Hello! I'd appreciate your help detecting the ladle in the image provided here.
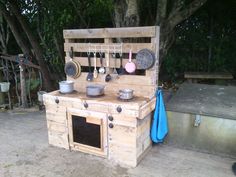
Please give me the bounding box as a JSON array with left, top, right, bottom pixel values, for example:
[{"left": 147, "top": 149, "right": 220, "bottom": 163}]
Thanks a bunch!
[
  {"left": 93, "top": 52, "right": 98, "bottom": 78},
  {"left": 86, "top": 52, "right": 93, "bottom": 81},
  {"left": 105, "top": 51, "right": 111, "bottom": 82}
]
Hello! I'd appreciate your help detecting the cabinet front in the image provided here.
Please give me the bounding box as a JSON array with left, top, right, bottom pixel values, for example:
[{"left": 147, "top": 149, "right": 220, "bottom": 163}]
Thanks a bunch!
[{"left": 67, "top": 108, "right": 108, "bottom": 157}]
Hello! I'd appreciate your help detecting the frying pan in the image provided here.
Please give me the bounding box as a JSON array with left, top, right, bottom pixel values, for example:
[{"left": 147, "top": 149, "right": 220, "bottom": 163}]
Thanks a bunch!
[
  {"left": 136, "top": 49, "right": 155, "bottom": 70},
  {"left": 64, "top": 47, "right": 81, "bottom": 78}
]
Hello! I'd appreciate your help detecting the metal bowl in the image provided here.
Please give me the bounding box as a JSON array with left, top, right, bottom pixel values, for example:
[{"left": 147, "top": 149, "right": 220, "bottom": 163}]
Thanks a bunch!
[{"left": 86, "top": 84, "right": 105, "bottom": 97}]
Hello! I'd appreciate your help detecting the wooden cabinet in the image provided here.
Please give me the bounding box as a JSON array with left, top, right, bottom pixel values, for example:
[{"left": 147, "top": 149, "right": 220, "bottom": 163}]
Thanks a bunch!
[{"left": 44, "top": 92, "right": 155, "bottom": 167}]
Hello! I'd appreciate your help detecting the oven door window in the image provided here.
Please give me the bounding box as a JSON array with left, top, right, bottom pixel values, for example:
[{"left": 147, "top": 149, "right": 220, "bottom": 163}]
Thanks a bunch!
[{"left": 72, "top": 115, "right": 101, "bottom": 148}]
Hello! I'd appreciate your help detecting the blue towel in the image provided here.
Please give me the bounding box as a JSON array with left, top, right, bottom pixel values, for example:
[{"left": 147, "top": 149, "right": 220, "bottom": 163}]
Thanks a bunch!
[{"left": 151, "top": 89, "right": 168, "bottom": 143}]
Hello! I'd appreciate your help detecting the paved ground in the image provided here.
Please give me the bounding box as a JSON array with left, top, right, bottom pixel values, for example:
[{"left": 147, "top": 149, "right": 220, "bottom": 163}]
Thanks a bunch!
[{"left": 0, "top": 109, "right": 235, "bottom": 177}]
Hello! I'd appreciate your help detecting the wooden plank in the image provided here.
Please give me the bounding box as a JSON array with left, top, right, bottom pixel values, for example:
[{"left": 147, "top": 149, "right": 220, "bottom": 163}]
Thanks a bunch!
[
  {"left": 108, "top": 142, "right": 137, "bottom": 167},
  {"left": 184, "top": 72, "right": 233, "bottom": 79},
  {"left": 70, "top": 80, "right": 155, "bottom": 101},
  {"left": 108, "top": 124, "right": 136, "bottom": 145},
  {"left": 86, "top": 116, "right": 102, "bottom": 125},
  {"left": 110, "top": 115, "right": 137, "bottom": 128},
  {"left": 137, "top": 144, "right": 152, "bottom": 165},
  {"left": 67, "top": 72, "right": 154, "bottom": 86},
  {"left": 151, "top": 26, "right": 160, "bottom": 88},
  {"left": 71, "top": 143, "right": 106, "bottom": 157},
  {"left": 66, "top": 56, "right": 128, "bottom": 68},
  {"left": 64, "top": 43, "right": 153, "bottom": 53},
  {"left": 65, "top": 56, "right": 156, "bottom": 71},
  {"left": 48, "top": 131, "right": 69, "bottom": 149},
  {"left": 139, "top": 97, "right": 156, "bottom": 119},
  {"left": 47, "top": 120, "right": 68, "bottom": 133},
  {"left": 63, "top": 26, "right": 156, "bottom": 39},
  {"left": 67, "top": 108, "right": 106, "bottom": 119}
]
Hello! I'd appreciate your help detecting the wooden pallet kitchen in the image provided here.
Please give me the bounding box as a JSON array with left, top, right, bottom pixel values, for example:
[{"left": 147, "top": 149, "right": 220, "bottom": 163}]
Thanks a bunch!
[{"left": 44, "top": 26, "right": 160, "bottom": 167}]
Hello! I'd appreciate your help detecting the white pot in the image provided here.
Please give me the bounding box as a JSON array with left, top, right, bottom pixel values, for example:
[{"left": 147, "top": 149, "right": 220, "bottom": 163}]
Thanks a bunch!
[
  {"left": 59, "top": 81, "right": 74, "bottom": 93},
  {"left": 37, "top": 91, "right": 47, "bottom": 102},
  {"left": 0, "top": 82, "right": 10, "bottom": 92}
]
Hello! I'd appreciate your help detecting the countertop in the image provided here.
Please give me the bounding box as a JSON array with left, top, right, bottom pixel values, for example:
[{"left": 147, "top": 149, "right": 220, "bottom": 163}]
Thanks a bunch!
[{"left": 166, "top": 83, "right": 236, "bottom": 120}]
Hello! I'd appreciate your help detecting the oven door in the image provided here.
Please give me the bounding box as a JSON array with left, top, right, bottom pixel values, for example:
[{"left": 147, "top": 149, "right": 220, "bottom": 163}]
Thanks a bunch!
[{"left": 67, "top": 108, "right": 108, "bottom": 157}]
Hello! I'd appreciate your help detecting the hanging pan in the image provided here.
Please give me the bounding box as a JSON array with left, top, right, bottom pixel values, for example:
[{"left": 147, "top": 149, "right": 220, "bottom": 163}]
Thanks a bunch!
[
  {"left": 64, "top": 47, "right": 81, "bottom": 78},
  {"left": 136, "top": 49, "right": 155, "bottom": 70}
]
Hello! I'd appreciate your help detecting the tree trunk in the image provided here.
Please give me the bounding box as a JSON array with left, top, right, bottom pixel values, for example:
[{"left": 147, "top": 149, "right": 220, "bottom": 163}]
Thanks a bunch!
[
  {"left": 156, "top": 0, "right": 207, "bottom": 65},
  {"left": 9, "top": 0, "right": 54, "bottom": 91},
  {"left": 0, "top": 4, "right": 31, "bottom": 56},
  {"left": 114, "top": 0, "right": 139, "bottom": 27}
]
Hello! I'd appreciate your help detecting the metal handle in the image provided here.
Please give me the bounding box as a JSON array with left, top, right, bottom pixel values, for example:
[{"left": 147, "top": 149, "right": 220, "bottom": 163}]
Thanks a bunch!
[
  {"left": 88, "top": 54, "right": 92, "bottom": 72},
  {"left": 55, "top": 98, "right": 59, "bottom": 104},
  {"left": 116, "top": 106, "right": 122, "bottom": 113},
  {"left": 84, "top": 102, "right": 88, "bottom": 108},
  {"left": 108, "top": 116, "right": 113, "bottom": 121},
  {"left": 109, "top": 123, "right": 114, "bottom": 128}
]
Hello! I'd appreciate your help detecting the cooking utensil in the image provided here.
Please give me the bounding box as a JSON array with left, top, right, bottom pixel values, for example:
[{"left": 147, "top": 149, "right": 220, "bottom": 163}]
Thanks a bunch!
[
  {"left": 93, "top": 52, "right": 98, "bottom": 78},
  {"left": 99, "top": 52, "right": 106, "bottom": 74},
  {"left": 136, "top": 49, "right": 155, "bottom": 69},
  {"left": 59, "top": 80, "right": 74, "bottom": 93},
  {"left": 64, "top": 47, "right": 81, "bottom": 78},
  {"left": 125, "top": 50, "right": 136, "bottom": 73},
  {"left": 86, "top": 52, "right": 93, "bottom": 81},
  {"left": 86, "top": 84, "right": 105, "bottom": 97},
  {"left": 118, "top": 89, "right": 134, "bottom": 100},
  {"left": 118, "top": 52, "right": 125, "bottom": 75},
  {"left": 105, "top": 51, "right": 111, "bottom": 82},
  {"left": 112, "top": 52, "right": 118, "bottom": 78}
]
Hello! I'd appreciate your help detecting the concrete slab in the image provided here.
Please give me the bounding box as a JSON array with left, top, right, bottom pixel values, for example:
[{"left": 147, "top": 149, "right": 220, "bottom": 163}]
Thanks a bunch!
[
  {"left": 166, "top": 83, "right": 236, "bottom": 120},
  {"left": 0, "top": 110, "right": 235, "bottom": 177}
]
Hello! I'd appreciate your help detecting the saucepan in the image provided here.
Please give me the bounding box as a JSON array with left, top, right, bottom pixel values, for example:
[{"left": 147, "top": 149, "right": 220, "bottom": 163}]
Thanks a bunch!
[
  {"left": 118, "top": 89, "right": 134, "bottom": 100},
  {"left": 59, "top": 80, "right": 74, "bottom": 93},
  {"left": 86, "top": 84, "right": 105, "bottom": 97}
]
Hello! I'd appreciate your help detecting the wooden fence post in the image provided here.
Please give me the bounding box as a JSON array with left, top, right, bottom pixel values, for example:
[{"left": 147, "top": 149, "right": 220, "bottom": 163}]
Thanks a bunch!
[{"left": 19, "top": 55, "right": 27, "bottom": 108}]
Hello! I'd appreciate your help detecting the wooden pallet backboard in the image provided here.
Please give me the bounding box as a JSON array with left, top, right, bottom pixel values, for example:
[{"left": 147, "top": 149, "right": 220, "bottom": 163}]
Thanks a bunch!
[{"left": 63, "top": 26, "right": 160, "bottom": 98}]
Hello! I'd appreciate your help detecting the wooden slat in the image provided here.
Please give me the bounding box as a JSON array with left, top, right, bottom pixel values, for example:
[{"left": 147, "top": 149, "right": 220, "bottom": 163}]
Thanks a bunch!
[
  {"left": 47, "top": 120, "right": 68, "bottom": 133},
  {"left": 86, "top": 116, "right": 102, "bottom": 125},
  {"left": 139, "top": 97, "right": 156, "bottom": 119},
  {"left": 64, "top": 43, "right": 153, "bottom": 53},
  {"left": 70, "top": 80, "right": 156, "bottom": 99},
  {"left": 48, "top": 131, "right": 69, "bottom": 149},
  {"left": 151, "top": 26, "right": 160, "bottom": 88},
  {"left": 67, "top": 72, "right": 155, "bottom": 86},
  {"left": 63, "top": 26, "right": 156, "bottom": 39},
  {"left": 66, "top": 56, "right": 128, "bottom": 68},
  {"left": 184, "top": 72, "right": 233, "bottom": 79}
]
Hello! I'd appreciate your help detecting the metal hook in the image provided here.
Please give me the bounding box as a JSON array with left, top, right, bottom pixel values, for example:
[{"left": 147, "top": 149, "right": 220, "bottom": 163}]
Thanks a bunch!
[
  {"left": 119, "top": 43, "right": 123, "bottom": 57},
  {"left": 112, "top": 45, "right": 116, "bottom": 58},
  {"left": 93, "top": 46, "right": 96, "bottom": 56}
]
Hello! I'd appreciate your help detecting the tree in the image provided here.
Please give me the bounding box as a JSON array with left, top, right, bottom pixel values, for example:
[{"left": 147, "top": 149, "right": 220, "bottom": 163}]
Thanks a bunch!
[
  {"left": 113, "top": 0, "right": 207, "bottom": 64},
  {"left": 8, "top": 0, "right": 55, "bottom": 91}
]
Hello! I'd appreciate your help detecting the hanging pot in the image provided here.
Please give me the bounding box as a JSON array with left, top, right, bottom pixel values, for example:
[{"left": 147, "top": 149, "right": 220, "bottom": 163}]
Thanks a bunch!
[
  {"left": 64, "top": 47, "right": 81, "bottom": 78},
  {"left": 125, "top": 49, "right": 136, "bottom": 73},
  {"left": 136, "top": 49, "right": 155, "bottom": 70}
]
